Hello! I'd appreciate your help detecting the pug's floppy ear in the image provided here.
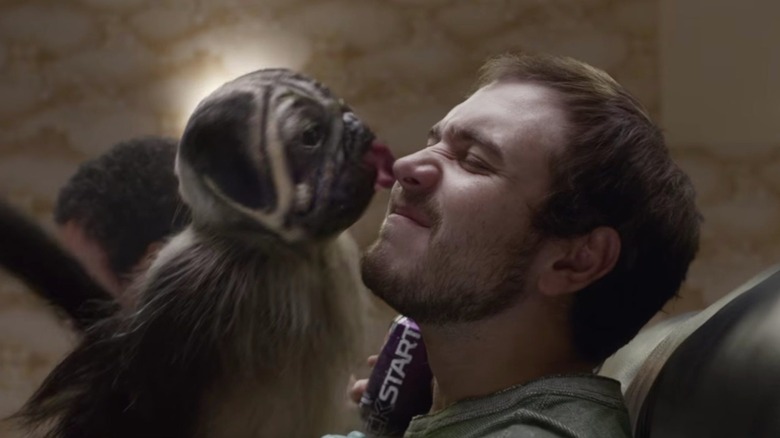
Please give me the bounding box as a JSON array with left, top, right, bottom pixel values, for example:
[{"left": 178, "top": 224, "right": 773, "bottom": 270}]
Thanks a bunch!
[
  {"left": 180, "top": 92, "right": 278, "bottom": 212},
  {"left": 537, "top": 227, "right": 621, "bottom": 297}
]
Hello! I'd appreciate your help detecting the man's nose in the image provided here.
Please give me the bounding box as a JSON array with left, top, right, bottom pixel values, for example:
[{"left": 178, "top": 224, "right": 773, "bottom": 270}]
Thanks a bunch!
[{"left": 392, "top": 151, "right": 441, "bottom": 194}]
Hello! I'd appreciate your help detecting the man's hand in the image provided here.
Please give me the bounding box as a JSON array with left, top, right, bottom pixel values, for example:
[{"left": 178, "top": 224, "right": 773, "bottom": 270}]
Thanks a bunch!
[{"left": 348, "top": 355, "right": 378, "bottom": 404}]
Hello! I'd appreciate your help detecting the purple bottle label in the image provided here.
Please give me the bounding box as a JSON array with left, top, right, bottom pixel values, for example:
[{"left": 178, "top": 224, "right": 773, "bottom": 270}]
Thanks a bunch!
[{"left": 359, "top": 315, "right": 433, "bottom": 437}]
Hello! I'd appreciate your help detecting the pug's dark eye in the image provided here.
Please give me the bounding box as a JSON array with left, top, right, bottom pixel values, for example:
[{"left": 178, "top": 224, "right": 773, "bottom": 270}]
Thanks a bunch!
[{"left": 301, "top": 123, "right": 324, "bottom": 147}]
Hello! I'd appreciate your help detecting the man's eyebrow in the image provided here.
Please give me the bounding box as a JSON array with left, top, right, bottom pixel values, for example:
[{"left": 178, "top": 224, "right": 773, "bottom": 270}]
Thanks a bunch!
[
  {"left": 450, "top": 125, "right": 504, "bottom": 162},
  {"left": 428, "top": 124, "right": 504, "bottom": 163}
]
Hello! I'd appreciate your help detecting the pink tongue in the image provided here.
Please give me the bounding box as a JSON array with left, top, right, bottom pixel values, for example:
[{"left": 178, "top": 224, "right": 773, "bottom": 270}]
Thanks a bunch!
[{"left": 364, "top": 140, "right": 396, "bottom": 191}]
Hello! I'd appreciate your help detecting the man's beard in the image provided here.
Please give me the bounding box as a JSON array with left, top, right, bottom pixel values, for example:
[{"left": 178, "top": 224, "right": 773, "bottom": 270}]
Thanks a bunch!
[{"left": 361, "top": 224, "right": 540, "bottom": 326}]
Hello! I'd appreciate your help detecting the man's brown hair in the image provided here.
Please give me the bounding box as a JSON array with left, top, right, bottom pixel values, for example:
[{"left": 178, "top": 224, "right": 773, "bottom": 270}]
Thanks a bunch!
[{"left": 478, "top": 52, "right": 702, "bottom": 362}]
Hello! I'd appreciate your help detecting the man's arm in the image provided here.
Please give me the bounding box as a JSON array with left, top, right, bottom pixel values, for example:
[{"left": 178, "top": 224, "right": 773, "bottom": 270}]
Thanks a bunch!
[{"left": 0, "top": 198, "right": 118, "bottom": 329}]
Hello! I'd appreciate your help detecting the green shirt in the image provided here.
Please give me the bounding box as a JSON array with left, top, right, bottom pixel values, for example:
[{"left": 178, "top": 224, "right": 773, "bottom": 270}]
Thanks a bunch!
[{"left": 325, "top": 374, "right": 631, "bottom": 438}]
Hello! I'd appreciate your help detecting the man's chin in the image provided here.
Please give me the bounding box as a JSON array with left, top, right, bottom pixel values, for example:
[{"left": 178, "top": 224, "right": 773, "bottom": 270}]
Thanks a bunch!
[
  {"left": 360, "top": 247, "right": 411, "bottom": 308},
  {"left": 360, "top": 234, "right": 399, "bottom": 275},
  {"left": 359, "top": 245, "right": 390, "bottom": 298}
]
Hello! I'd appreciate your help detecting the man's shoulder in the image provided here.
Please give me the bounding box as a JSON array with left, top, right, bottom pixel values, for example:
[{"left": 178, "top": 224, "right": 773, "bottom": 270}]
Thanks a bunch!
[
  {"left": 477, "top": 423, "right": 574, "bottom": 438},
  {"left": 405, "top": 374, "right": 631, "bottom": 438},
  {"left": 480, "top": 405, "right": 630, "bottom": 438}
]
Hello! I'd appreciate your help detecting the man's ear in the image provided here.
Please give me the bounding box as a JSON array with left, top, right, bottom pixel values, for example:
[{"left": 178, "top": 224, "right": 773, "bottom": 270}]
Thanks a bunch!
[{"left": 537, "top": 227, "right": 621, "bottom": 297}]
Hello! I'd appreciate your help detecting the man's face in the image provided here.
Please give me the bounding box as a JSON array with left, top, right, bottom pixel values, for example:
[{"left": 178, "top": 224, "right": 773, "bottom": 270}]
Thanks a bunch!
[{"left": 361, "top": 81, "right": 568, "bottom": 325}]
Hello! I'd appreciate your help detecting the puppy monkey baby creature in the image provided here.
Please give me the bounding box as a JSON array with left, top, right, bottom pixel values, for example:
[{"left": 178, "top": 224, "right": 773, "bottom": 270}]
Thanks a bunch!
[{"left": 15, "top": 69, "right": 395, "bottom": 437}]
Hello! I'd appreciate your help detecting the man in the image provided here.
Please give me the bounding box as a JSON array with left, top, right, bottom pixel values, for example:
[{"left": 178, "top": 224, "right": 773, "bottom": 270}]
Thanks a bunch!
[
  {"left": 55, "top": 136, "right": 190, "bottom": 306},
  {"left": 339, "top": 52, "right": 701, "bottom": 437}
]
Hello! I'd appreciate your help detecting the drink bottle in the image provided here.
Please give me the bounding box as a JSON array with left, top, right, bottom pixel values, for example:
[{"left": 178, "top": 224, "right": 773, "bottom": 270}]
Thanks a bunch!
[{"left": 358, "top": 315, "right": 434, "bottom": 437}]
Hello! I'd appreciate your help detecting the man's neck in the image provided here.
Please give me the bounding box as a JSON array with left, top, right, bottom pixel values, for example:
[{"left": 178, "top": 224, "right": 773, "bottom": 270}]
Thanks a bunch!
[{"left": 420, "top": 298, "right": 594, "bottom": 411}]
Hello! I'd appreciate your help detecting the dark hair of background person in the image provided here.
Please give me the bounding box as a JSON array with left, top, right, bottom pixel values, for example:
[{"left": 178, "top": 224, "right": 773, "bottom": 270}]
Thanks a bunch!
[{"left": 54, "top": 136, "right": 191, "bottom": 282}]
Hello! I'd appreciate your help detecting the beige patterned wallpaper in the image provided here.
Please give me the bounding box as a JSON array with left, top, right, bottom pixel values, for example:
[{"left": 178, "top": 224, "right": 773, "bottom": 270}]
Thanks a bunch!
[{"left": 0, "top": 0, "right": 776, "bottom": 434}]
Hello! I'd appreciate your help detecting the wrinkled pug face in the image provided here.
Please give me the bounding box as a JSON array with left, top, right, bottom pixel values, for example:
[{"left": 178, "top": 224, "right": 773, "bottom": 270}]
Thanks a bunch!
[{"left": 177, "top": 68, "right": 394, "bottom": 242}]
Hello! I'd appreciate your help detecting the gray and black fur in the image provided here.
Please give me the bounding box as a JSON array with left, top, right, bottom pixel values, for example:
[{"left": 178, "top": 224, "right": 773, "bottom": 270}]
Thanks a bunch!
[{"left": 14, "top": 68, "right": 378, "bottom": 437}]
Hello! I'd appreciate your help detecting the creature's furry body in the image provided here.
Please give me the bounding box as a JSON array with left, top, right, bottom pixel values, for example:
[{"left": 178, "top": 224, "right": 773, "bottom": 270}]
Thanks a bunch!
[
  {"left": 19, "top": 228, "right": 365, "bottom": 437},
  {"left": 11, "top": 68, "right": 388, "bottom": 437}
]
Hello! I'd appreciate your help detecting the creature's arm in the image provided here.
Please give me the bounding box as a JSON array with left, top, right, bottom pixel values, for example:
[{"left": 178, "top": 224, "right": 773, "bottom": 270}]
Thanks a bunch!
[{"left": 0, "top": 198, "right": 118, "bottom": 330}]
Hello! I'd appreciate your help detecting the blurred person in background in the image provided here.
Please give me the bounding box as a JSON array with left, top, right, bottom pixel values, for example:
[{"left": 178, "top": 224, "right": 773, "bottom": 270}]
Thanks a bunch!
[{"left": 54, "top": 135, "right": 191, "bottom": 308}]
